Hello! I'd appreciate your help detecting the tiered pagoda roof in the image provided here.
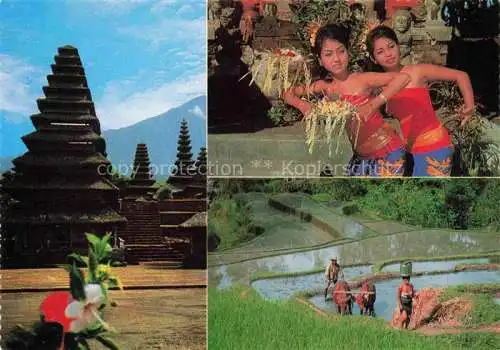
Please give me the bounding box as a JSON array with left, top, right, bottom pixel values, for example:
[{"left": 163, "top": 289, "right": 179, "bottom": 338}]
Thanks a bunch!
[
  {"left": 127, "top": 143, "right": 156, "bottom": 197},
  {"left": 167, "top": 119, "right": 207, "bottom": 199},
  {"left": 1, "top": 45, "right": 125, "bottom": 266},
  {"left": 168, "top": 119, "right": 196, "bottom": 191},
  {"left": 194, "top": 147, "right": 207, "bottom": 179},
  {"left": 187, "top": 147, "right": 208, "bottom": 198}
]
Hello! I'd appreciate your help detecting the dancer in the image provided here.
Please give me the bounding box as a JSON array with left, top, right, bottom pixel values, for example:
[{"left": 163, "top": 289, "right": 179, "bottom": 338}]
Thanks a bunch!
[
  {"left": 366, "top": 25, "right": 475, "bottom": 176},
  {"left": 282, "top": 24, "right": 411, "bottom": 176}
]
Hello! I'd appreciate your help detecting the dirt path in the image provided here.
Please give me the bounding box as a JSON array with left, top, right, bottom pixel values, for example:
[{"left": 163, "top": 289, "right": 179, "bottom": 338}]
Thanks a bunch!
[
  {"left": 1, "top": 266, "right": 206, "bottom": 291},
  {"left": 1, "top": 289, "right": 207, "bottom": 349}
]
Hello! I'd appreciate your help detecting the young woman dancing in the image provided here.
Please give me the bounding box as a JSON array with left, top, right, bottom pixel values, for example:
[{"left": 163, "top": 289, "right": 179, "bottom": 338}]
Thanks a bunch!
[
  {"left": 366, "top": 25, "right": 475, "bottom": 176},
  {"left": 282, "top": 24, "right": 411, "bottom": 176}
]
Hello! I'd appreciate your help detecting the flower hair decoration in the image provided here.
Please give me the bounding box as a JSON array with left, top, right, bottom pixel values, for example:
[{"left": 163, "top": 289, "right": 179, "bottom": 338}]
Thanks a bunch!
[{"left": 305, "top": 20, "right": 324, "bottom": 48}]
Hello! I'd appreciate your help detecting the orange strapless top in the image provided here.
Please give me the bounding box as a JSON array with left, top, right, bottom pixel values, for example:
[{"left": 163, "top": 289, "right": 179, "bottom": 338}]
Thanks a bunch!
[
  {"left": 342, "top": 94, "right": 403, "bottom": 158},
  {"left": 386, "top": 87, "right": 452, "bottom": 154}
]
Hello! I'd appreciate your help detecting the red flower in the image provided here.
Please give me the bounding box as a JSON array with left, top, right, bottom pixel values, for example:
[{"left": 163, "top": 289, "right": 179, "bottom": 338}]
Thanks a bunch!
[{"left": 40, "top": 291, "right": 75, "bottom": 333}]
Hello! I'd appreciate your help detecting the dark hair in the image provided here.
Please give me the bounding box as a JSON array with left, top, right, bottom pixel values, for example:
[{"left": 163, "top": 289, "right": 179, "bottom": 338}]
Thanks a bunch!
[
  {"left": 365, "top": 25, "right": 399, "bottom": 72},
  {"left": 313, "top": 24, "right": 350, "bottom": 56}
]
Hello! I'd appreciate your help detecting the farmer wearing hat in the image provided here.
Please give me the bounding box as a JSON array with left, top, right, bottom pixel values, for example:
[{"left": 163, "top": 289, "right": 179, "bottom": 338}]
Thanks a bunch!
[
  {"left": 397, "top": 262, "right": 416, "bottom": 329},
  {"left": 324, "top": 256, "right": 344, "bottom": 301}
]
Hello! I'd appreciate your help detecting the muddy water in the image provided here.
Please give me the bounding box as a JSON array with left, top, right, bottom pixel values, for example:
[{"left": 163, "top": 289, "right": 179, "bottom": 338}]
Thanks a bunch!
[
  {"left": 309, "top": 270, "right": 500, "bottom": 320},
  {"left": 252, "top": 265, "right": 373, "bottom": 300},
  {"left": 209, "top": 230, "right": 498, "bottom": 288},
  {"left": 381, "top": 258, "right": 490, "bottom": 273}
]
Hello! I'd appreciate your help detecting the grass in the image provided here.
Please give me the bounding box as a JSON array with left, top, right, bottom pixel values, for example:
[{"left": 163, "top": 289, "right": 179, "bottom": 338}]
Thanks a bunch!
[
  {"left": 209, "top": 286, "right": 500, "bottom": 350},
  {"left": 439, "top": 283, "right": 500, "bottom": 328},
  {"left": 439, "top": 333, "right": 500, "bottom": 349},
  {"left": 489, "top": 255, "right": 500, "bottom": 264},
  {"left": 208, "top": 197, "right": 256, "bottom": 250},
  {"left": 311, "top": 193, "right": 332, "bottom": 202}
]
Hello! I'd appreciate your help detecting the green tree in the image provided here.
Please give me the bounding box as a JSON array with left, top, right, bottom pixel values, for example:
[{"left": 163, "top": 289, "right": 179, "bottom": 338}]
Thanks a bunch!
[{"left": 444, "top": 180, "right": 483, "bottom": 229}]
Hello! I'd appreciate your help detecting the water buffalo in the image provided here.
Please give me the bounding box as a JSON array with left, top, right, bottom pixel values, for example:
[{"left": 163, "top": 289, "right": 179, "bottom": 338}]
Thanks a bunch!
[
  {"left": 332, "top": 280, "right": 353, "bottom": 315},
  {"left": 356, "top": 281, "right": 376, "bottom": 316}
]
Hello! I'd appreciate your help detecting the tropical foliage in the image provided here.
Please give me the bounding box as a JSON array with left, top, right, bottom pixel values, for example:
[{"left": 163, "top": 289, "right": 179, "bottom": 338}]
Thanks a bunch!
[
  {"left": 3, "top": 233, "right": 123, "bottom": 350},
  {"left": 290, "top": 0, "right": 370, "bottom": 71},
  {"left": 430, "top": 81, "right": 500, "bottom": 176}
]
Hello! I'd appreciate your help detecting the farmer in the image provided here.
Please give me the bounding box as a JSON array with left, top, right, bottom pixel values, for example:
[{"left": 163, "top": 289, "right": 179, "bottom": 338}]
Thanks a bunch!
[
  {"left": 324, "top": 257, "right": 344, "bottom": 301},
  {"left": 396, "top": 275, "right": 416, "bottom": 329}
]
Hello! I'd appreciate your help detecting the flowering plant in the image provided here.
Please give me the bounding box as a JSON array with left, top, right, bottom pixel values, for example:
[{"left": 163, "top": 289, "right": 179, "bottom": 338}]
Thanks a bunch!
[{"left": 3, "top": 233, "right": 123, "bottom": 350}]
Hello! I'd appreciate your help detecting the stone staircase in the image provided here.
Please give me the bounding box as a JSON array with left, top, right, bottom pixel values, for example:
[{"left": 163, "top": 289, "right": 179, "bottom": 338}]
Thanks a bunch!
[
  {"left": 120, "top": 199, "right": 185, "bottom": 267},
  {"left": 120, "top": 199, "right": 207, "bottom": 268}
]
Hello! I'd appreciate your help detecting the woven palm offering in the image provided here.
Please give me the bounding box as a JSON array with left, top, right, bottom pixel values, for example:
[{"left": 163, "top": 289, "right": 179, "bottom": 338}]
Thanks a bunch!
[
  {"left": 242, "top": 47, "right": 312, "bottom": 96},
  {"left": 305, "top": 99, "right": 361, "bottom": 157}
]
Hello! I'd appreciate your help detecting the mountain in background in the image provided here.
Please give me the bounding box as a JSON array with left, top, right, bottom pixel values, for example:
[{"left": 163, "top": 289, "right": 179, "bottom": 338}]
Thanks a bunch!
[
  {"left": 104, "top": 95, "right": 206, "bottom": 179},
  {"left": 0, "top": 96, "right": 206, "bottom": 177}
]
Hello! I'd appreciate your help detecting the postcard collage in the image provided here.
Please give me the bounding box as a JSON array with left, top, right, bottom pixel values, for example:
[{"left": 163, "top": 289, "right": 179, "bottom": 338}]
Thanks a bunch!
[{"left": 1, "top": 0, "right": 499, "bottom": 349}]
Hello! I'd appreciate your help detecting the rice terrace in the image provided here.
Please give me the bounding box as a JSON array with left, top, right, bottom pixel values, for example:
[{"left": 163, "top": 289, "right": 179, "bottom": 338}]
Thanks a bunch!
[{"left": 208, "top": 179, "right": 500, "bottom": 349}]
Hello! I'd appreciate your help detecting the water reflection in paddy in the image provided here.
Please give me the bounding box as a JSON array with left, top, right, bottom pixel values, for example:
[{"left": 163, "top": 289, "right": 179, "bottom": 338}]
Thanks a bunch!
[
  {"left": 309, "top": 270, "right": 500, "bottom": 321},
  {"left": 252, "top": 265, "right": 373, "bottom": 300},
  {"left": 209, "top": 230, "right": 498, "bottom": 288},
  {"left": 381, "top": 258, "right": 490, "bottom": 273}
]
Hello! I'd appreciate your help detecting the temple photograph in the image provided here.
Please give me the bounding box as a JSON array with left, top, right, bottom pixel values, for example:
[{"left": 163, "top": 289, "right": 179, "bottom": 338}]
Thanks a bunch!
[
  {"left": 0, "top": 1, "right": 207, "bottom": 349},
  {"left": 208, "top": 0, "right": 500, "bottom": 177}
]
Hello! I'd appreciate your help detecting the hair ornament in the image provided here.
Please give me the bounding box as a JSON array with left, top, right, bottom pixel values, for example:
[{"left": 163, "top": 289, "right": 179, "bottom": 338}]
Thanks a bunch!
[{"left": 306, "top": 20, "right": 324, "bottom": 48}]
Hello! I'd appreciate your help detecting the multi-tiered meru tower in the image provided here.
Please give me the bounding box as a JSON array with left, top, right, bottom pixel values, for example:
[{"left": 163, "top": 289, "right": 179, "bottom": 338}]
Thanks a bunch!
[
  {"left": 1, "top": 45, "right": 126, "bottom": 267},
  {"left": 127, "top": 143, "right": 156, "bottom": 198}
]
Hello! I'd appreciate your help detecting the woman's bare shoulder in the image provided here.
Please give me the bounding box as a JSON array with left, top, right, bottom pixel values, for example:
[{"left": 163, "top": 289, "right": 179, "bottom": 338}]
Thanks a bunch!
[{"left": 403, "top": 63, "right": 439, "bottom": 74}]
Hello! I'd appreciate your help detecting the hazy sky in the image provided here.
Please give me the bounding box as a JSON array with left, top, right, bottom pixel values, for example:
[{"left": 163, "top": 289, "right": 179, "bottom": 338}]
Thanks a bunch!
[{"left": 0, "top": 0, "right": 206, "bottom": 130}]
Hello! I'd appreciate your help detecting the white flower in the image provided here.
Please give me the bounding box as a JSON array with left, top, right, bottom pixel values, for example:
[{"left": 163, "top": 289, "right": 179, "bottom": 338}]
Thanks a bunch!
[{"left": 65, "top": 284, "right": 106, "bottom": 332}]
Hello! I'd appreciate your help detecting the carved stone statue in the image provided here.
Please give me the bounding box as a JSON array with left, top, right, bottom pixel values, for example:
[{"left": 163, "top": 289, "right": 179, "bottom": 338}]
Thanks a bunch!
[
  {"left": 276, "top": 0, "right": 293, "bottom": 21},
  {"left": 410, "top": 0, "right": 428, "bottom": 26},
  {"left": 392, "top": 9, "right": 413, "bottom": 64},
  {"left": 208, "top": 0, "right": 222, "bottom": 20},
  {"left": 220, "top": 7, "right": 238, "bottom": 31},
  {"left": 426, "top": 0, "right": 443, "bottom": 21}
]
